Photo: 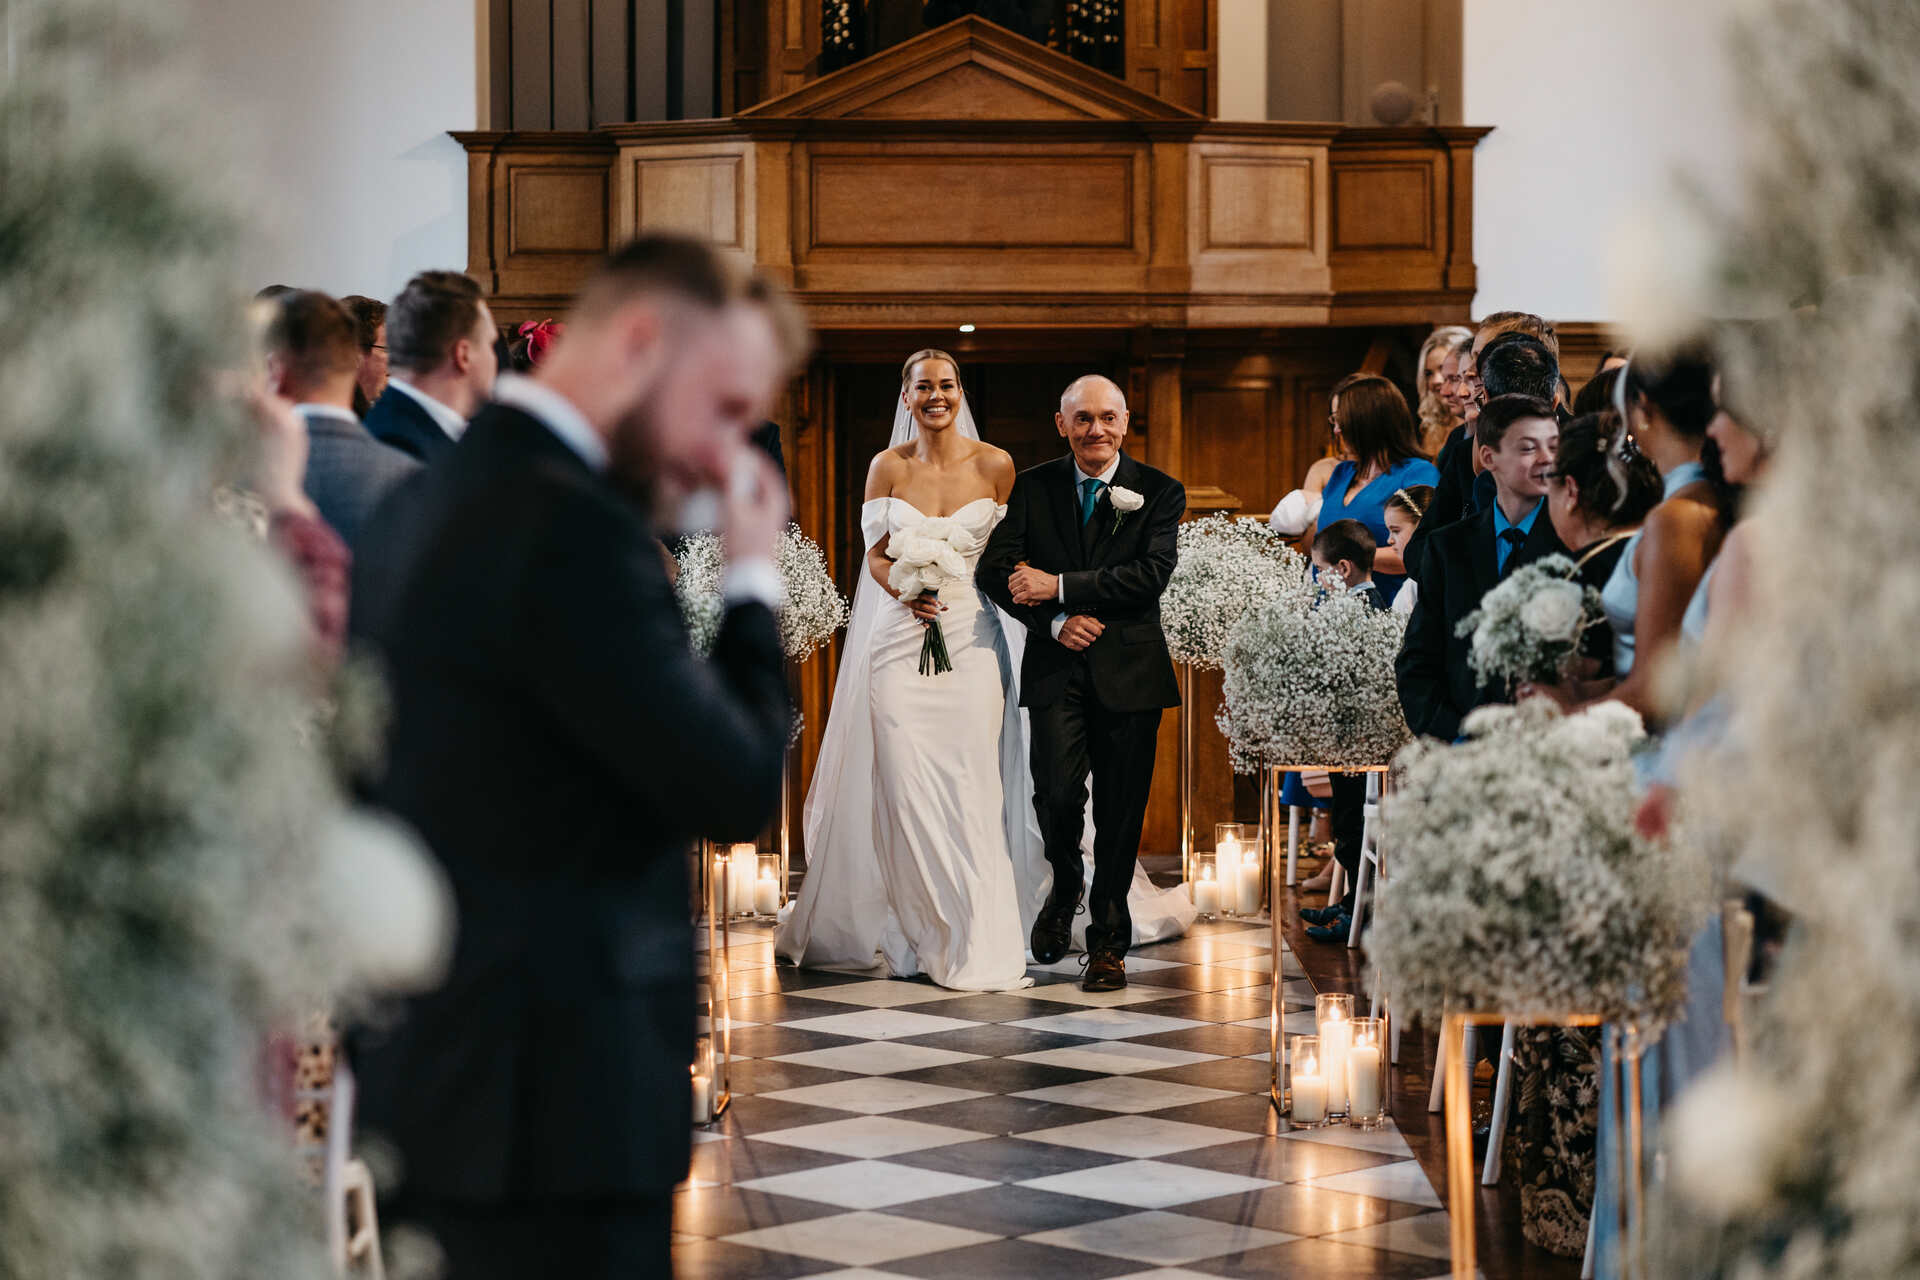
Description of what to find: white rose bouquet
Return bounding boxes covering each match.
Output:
[1366,699,1709,1026]
[1159,514,1311,670]
[1216,583,1410,769]
[1457,554,1601,688]
[675,525,850,661]
[886,516,982,676]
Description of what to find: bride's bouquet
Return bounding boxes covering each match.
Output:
[886,516,981,676]
[1457,554,1601,688]
[674,525,850,661]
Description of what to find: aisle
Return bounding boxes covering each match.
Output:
[677,918,1453,1279]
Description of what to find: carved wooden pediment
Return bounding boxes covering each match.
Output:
[738,16,1204,124]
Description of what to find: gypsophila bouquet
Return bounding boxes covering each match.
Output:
[886,515,981,676]
[1366,700,1709,1027]
[1217,584,1409,769]
[1458,554,1601,687]
[675,526,849,661]
[1160,514,1311,669]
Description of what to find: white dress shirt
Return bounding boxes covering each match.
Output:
[386,376,469,443]
[1052,454,1123,640]
[491,374,782,611]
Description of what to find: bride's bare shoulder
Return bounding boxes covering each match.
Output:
[972,441,1016,499]
[865,445,912,500]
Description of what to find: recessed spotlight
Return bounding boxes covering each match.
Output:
[957,323,976,333]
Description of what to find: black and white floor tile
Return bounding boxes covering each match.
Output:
[683,918,1453,1280]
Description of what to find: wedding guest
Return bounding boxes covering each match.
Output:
[255,283,295,301]
[1416,325,1473,456]
[1573,363,1623,417]
[349,235,802,1280]
[1473,309,1560,361]
[259,289,419,554]
[1269,396,1355,536]
[1396,394,1567,741]
[1527,351,1731,723]
[1382,484,1433,614]
[1436,332,1474,427]
[1310,519,1387,608]
[339,294,388,417]
[241,373,349,673]
[364,270,498,463]
[1307,373,1437,599]
[1542,411,1662,679]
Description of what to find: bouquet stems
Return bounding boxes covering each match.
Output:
[917,594,952,676]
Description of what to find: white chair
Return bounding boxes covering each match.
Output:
[1285,803,1304,887]
[1480,1022,1518,1185]
[324,1064,386,1279]
[1428,1021,1481,1113]
[1345,776,1383,949]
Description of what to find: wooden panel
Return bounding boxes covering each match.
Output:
[1201,157,1312,248]
[552,0,592,131]
[510,0,552,129]
[844,63,1098,121]
[487,0,512,130]
[1332,162,1432,249]
[635,0,670,120]
[508,166,611,254]
[808,155,1133,249]
[592,0,632,125]
[634,155,744,246]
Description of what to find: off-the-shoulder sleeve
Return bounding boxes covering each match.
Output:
[860,498,893,550]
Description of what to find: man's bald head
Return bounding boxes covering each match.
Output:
[1056,372,1130,474]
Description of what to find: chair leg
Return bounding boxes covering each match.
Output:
[1346,855,1371,948]
[1427,1029,1447,1113]
[1325,859,1345,909]
[1481,1022,1518,1186]
[1581,1196,1598,1278]
[1389,998,1402,1065]
[1286,805,1302,887]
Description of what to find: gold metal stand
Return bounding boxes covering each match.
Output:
[1178,662,1195,887]
[1440,1011,1631,1279]
[701,840,734,1121]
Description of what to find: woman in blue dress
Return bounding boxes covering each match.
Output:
[1308,372,1441,600]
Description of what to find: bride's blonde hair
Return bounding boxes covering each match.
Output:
[901,348,962,390]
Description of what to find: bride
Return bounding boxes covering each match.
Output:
[776,350,1193,990]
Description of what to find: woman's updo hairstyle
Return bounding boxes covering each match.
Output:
[1554,411,1662,526]
[901,348,961,389]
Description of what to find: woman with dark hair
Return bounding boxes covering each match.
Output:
[1544,411,1663,681]
[1307,372,1439,600]
[1572,364,1622,418]
[1523,351,1732,722]
[339,294,387,418]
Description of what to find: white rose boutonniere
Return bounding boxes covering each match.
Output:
[1108,485,1145,534]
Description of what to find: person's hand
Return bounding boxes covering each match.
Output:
[1635,784,1676,841]
[243,374,316,519]
[1009,564,1060,605]
[903,592,945,623]
[722,449,790,565]
[1058,615,1104,651]
[1515,678,1576,710]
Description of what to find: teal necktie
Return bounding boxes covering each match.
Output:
[1079,477,1105,526]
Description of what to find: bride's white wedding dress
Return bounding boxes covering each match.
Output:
[776,404,1193,992]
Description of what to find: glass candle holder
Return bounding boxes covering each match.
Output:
[1346,1016,1389,1128]
[754,853,783,916]
[1315,993,1356,1117]
[691,1035,716,1125]
[1215,822,1265,916]
[1190,852,1220,920]
[726,842,758,918]
[1287,1034,1331,1126]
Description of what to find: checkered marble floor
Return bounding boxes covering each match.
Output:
[680,918,1453,1279]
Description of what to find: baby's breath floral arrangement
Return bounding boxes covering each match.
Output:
[1367,701,1708,1026]
[1459,554,1602,688]
[1160,514,1310,669]
[1216,584,1409,770]
[675,525,849,661]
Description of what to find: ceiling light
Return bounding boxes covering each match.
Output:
[957,323,976,333]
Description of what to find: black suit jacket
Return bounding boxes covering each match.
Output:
[976,452,1183,712]
[1405,424,1475,583]
[1353,582,1390,612]
[1394,502,1567,741]
[347,404,790,1202]
[363,383,459,464]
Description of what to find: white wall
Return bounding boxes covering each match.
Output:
[184,0,476,300]
[1463,0,1744,321]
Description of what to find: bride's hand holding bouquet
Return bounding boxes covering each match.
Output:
[887,516,980,676]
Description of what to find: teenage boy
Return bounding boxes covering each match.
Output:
[1395,394,1567,743]
[1299,519,1395,941]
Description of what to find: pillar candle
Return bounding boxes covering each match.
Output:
[692,1072,714,1124]
[1292,1068,1327,1124]
[753,868,780,916]
[1347,1042,1383,1117]
[1235,851,1262,915]
[1194,869,1221,916]
[728,854,754,916]
[1321,1016,1352,1112]
[1218,838,1242,868]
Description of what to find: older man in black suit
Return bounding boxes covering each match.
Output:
[977,375,1184,993]
[258,290,418,553]
[349,236,803,1279]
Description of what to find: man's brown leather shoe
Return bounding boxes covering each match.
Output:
[1081,949,1127,992]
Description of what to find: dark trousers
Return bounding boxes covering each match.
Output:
[1329,771,1368,914]
[395,1194,673,1280]
[1027,663,1162,955]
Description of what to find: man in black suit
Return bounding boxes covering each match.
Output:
[363,270,499,463]
[258,289,419,554]
[977,375,1184,992]
[1396,394,1568,743]
[349,236,801,1279]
